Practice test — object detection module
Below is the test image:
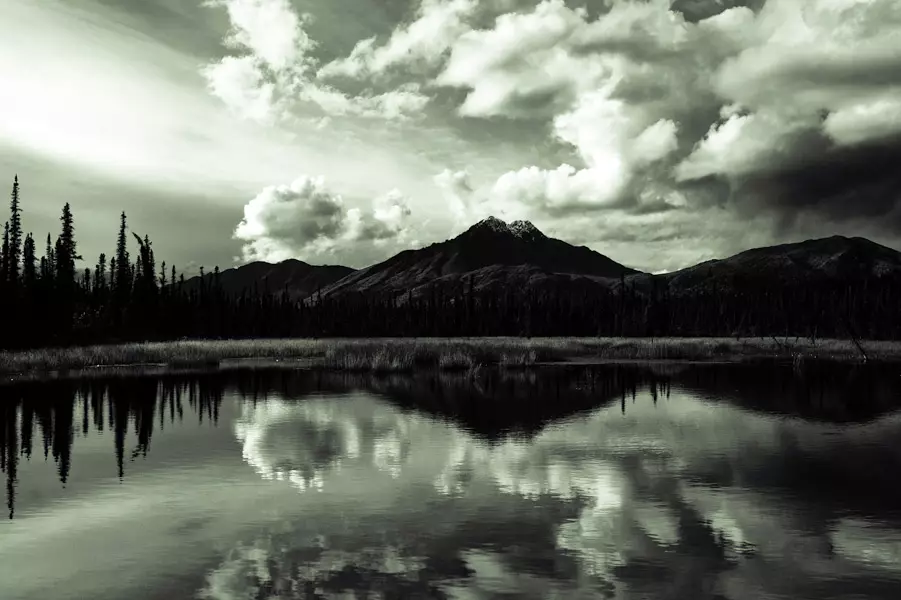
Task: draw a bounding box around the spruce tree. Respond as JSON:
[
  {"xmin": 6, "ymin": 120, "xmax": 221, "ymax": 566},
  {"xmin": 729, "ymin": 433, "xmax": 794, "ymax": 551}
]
[
  {"xmin": 114, "ymin": 211, "xmax": 130, "ymax": 305},
  {"xmin": 55, "ymin": 203, "xmax": 79, "ymax": 285},
  {"xmin": 8, "ymin": 175, "xmax": 21, "ymax": 287},
  {"xmin": 44, "ymin": 233, "xmax": 55, "ymax": 281},
  {"xmin": 109, "ymin": 256, "xmax": 117, "ymax": 292},
  {"xmin": 94, "ymin": 253, "xmax": 107, "ymax": 295},
  {"xmin": 145, "ymin": 235, "xmax": 155, "ymax": 286},
  {"xmin": 54, "ymin": 203, "xmax": 81, "ymax": 335},
  {"xmin": 22, "ymin": 233, "xmax": 36, "ymax": 289}
]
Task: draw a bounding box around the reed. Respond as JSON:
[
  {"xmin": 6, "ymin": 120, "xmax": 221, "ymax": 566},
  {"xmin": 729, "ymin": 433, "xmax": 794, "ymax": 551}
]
[{"xmin": 1, "ymin": 336, "xmax": 897, "ymax": 375}]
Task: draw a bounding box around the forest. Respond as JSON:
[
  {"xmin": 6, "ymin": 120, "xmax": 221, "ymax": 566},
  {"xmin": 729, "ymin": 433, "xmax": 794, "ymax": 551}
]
[{"xmin": 1, "ymin": 175, "xmax": 898, "ymax": 351}]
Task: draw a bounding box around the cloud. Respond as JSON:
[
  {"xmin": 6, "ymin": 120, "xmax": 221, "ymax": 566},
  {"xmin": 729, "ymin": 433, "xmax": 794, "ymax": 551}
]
[
  {"xmin": 436, "ymin": 0, "xmax": 599, "ymax": 118},
  {"xmin": 670, "ymin": 0, "xmax": 901, "ymax": 231},
  {"xmin": 300, "ymin": 82, "xmax": 430, "ymax": 120},
  {"xmin": 434, "ymin": 168, "xmax": 476, "ymax": 224},
  {"xmin": 346, "ymin": 188, "xmax": 414, "ymax": 244},
  {"xmin": 201, "ymin": 55, "xmax": 281, "ymax": 123},
  {"xmin": 418, "ymin": 0, "xmax": 901, "ymax": 237},
  {"xmin": 317, "ymin": 0, "xmax": 479, "ymax": 80},
  {"xmin": 206, "ymin": 0, "xmax": 311, "ymax": 70},
  {"xmin": 490, "ymin": 87, "xmax": 681, "ymax": 216},
  {"xmin": 674, "ymin": 108, "xmax": 816, "ymax": 181},
  {"xmin": 201, "ymin": 0, "xmax": 431, "ymax": 122},
  {"xmin": 822, "ymin": 94, "xmax": 901, "ymax": 147},
  {"xmin": 233, "ymin": 175, "xmax": 414, "ymax": 264},
  {"xmin": 429, "ymin": 1, "xmax": 697, "ymax": 217}
]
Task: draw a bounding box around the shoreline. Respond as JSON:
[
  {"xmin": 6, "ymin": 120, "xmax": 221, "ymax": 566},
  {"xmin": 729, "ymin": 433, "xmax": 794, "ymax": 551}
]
[{"xmin": 0, "ymin": 336, "xmax": 896, "ymax": 380}]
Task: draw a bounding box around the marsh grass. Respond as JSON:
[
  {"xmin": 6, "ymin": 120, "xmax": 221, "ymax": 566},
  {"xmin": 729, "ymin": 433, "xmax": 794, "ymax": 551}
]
[{"xmin": 1, "ymin": 336, "xmax": 898, "ymax": 376}]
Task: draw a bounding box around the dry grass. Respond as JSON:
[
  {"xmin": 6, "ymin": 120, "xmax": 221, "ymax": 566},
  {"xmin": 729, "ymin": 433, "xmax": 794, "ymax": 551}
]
[{"xmin": 0, "ymin": 336, "xmax": 898, "ymax": 376}]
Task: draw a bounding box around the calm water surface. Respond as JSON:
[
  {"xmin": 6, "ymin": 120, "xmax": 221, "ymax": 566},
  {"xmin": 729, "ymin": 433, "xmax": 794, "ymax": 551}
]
[{"xmin": 2, "ymin": 362, "xmax": 901, "ymax": 600}]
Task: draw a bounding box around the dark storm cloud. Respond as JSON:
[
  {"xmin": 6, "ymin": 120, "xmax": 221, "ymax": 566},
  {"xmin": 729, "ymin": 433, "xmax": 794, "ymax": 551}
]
[{"xmin": 732, "ymin": 133, "xmax": 901, "ymax": 234}]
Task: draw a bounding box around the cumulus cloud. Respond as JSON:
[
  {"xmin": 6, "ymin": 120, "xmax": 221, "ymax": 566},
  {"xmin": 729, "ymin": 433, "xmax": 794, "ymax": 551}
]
[
  {"xmin": 202, "ymin": 54, "xmax": 281, "ymax": 123},
  {"xmin": 317, "ymin": 0, "xmax": 479, "ymax": 80},
  {"xmin": 674, "ymin": 108, "xmax": 815, "ymax": 181},
  {"xmin": 201, "ymin": 0, "xmax": 430, "ymax": 122},
  {"xmin": 234, "ymin": 175, "xmax": 414, "ymax": 264},
  {"xmin": 823, "ymin": 95, "xmax": 901, "ymax": 147},
  {"xmin": 434, "ymin": 168, "xmax": 476, "ymax": 224},
  {"xmin": 436, "ymin": 0, "xmax": 601, "ymax": 118},
  {"xmin": 425, "ymin": 0, "xmax": 901, "ymax": 236},
  {"xmin": 346, "ymin": 188, "xmax": 414, "ymax": 244},
  {"xmin": 432, "ymin": 1, "xmax": 698, "ymax": 217},
  {"xmin": 491, "ymin": 86, "xmax": 681, "ymax": 215}
]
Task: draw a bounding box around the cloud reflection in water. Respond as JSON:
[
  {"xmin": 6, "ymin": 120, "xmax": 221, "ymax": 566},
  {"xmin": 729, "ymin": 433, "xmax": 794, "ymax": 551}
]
[{"xmin": 204, "ymin": 366, "xmax": 901, "ymax": 600}]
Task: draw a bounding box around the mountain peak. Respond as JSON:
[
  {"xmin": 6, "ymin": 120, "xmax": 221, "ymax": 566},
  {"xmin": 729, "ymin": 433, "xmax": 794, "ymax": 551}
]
[
  {"xmin": 509, "ymin": 220, "xmax": 545, "ymax": 239},
  {"xmin": 467, "ymin": 216, "xmax": 546, "ymax": 240},
  {"xmin": 471, "ymin": 216, "xmax": 510, "ymax": 233}
]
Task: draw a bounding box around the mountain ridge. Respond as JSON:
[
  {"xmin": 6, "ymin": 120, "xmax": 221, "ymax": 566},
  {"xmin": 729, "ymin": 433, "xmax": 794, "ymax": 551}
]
[
  {"xmin": 183, "ymin": 257, "xmax": 354, "ymax": 299},
  {"xmin": 646, "ymin": 234, "xmax": 901, "ymax": 295},
  {"xmin": 184, "ymin": 218, "xmax": 901, "ymax": 298}
]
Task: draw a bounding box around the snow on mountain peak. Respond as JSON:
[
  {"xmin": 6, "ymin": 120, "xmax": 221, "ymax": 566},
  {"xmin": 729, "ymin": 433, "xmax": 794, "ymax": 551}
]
[
  {"xmin": 473, "ymin": 216, "xmax": 510, "ymax": 233},
  {"xmin": 509, "ymin": 220, "xmax": 544, "ymax": 238},
  {"xmin": 470, "ymin": 217, "xmax": 545, "ymax": 239}
]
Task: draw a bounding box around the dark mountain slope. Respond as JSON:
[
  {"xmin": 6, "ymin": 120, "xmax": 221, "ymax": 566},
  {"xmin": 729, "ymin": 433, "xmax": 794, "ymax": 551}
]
[
  {"xmin": 319, "ymin": 216, "xmax": 640, "ymax": 298},
  {"xmin": 650, "ymin": 235, "xmax": 901, "ymax": 295}
]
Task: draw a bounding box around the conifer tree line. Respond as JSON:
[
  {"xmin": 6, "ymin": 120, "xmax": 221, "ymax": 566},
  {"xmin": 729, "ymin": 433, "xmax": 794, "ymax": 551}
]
[{"xmin": 1, "ymin": 175, "xmax": 900, "ymax": 350}]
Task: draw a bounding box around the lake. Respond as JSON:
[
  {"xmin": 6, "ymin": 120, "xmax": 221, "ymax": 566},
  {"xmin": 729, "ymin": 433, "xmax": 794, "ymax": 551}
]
[{"xmin": 2, "ymin": 362, "xmax": 901, "ymax": 600}]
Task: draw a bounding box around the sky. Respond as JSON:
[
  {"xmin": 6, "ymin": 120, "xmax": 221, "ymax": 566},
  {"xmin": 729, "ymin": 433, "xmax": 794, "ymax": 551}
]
[{"xmin": 2, "ymin": 0, "xmax": 901, "ymax": 274}]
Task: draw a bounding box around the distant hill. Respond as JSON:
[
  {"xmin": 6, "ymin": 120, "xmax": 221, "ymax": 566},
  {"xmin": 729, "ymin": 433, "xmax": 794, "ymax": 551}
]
[
  {"xmin": 183, "ymin": 259, "xmax": 354, "ymax": 298},
  {"xmin": 649, "ymin": 235, "xmax": 901, "ymax": 295},
  {"xmin": 318, "ymin": 216, "xmax": 640, "ymax": 298}
]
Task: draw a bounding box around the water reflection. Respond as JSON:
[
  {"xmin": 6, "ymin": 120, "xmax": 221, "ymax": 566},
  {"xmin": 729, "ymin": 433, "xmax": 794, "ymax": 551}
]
[{"xmin": 1, "ymin": 362, "xmax": 900, "ymax": 600}]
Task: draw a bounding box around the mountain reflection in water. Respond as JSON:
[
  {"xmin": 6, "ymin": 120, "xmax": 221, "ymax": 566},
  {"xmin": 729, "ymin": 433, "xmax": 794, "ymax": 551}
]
[{"xmin": 1, "ymin": 362, "xmax": 900, "ymax": 600}]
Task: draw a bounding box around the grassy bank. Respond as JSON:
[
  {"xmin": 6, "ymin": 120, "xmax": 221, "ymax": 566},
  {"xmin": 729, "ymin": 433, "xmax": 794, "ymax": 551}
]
[{"xmin": 0, "ymin": 336, "xmax": 897, "ymax": 376}]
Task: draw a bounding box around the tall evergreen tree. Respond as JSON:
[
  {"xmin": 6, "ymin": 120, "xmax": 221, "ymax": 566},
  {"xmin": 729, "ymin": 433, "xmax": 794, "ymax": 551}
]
[
  {"xmin": 22, "ymin": 233, "xmax": 36, "ymax": 289},
  {"xmin": 53, "ymin": 203, "xmax": 80, "ymax": 335},
  {"xmin": 94, "ymin": 253, "xmax": 107, "ymax": 295},
  {"xmin": 56, "ymin": 203, "xmax": 79, "ymax": 280},
  {"xmin": 8, "ymin": 175, "xmax": 22, "ymax": 287},
  {"xmin": 43, "ymin": 233, "xmax": 55, "ymax": 281},
  {"xmin": 114, "ymin": 212, "xmax": 130, "ymax": 303},
  {"xmin": 109, "ymin": 256, "xmax": 117, "ymax": 293}
]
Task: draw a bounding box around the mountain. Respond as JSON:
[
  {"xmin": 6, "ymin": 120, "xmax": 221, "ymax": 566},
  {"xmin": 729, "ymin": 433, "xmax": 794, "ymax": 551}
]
[
  {"xmin": 651, "ymin": 235, "xmax": 901, "ymax": 295},
  {"xmin": 183, "ymin": 259, "xmax": 354, "ymax": 298},
  {"xmin": 184, "ymin": 226, "xmax": 901, "ymax": 302},
  {"xmin": 317, "ymin": 216, "xmax": 641, "ymax": 298}
]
